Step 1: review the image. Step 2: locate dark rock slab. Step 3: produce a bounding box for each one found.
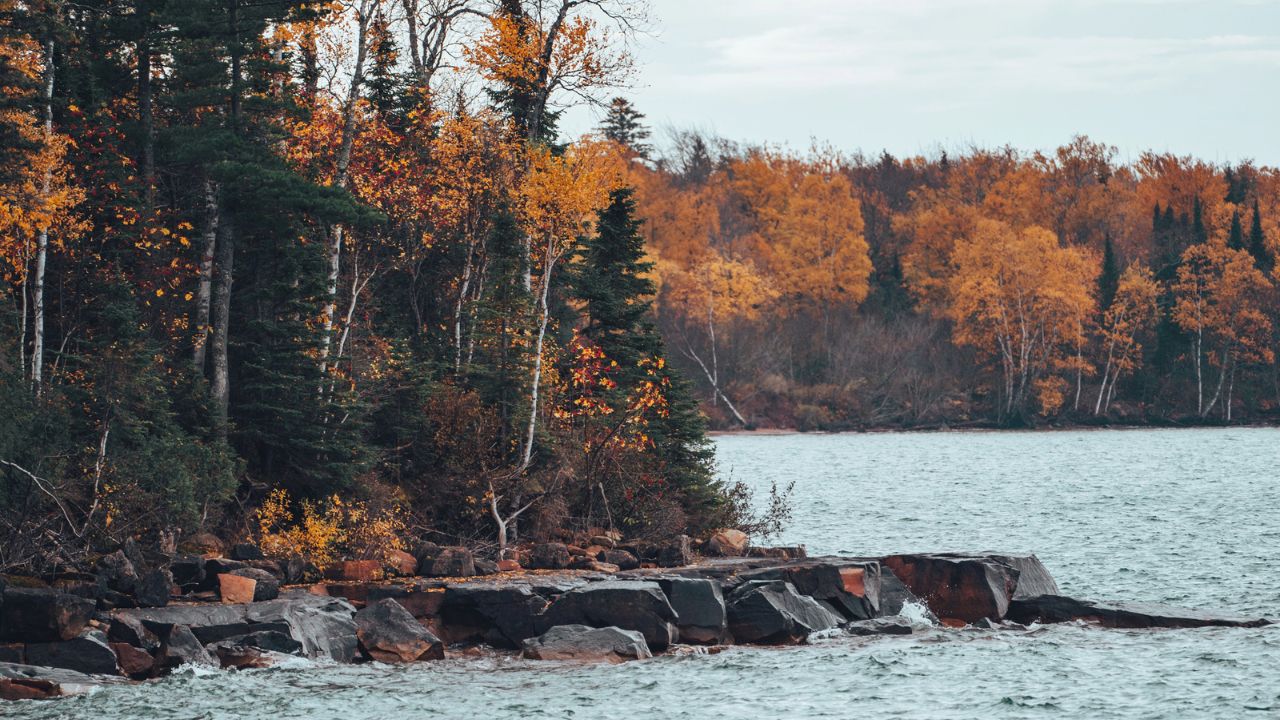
[95,551,139,595]
[25,630,120,676]
[737,559,881,621]
[522,625,651,663]
[169,555,206,591]
[107,615,160,650]
[135,568,173,608]
[0,588,96,643]
[541,580,679,650]
[216,630,303,655]
[726,580,842,645]
[354,599,444,663]
[439,582,552,648]
[156,624,216,668]
[845,617,915,636]
[1006,595,1275,629]
[429,547,475,578]
[115,604,250,645]
[245,594,359,663]
[656,577,727,644]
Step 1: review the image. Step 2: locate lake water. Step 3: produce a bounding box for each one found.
[10,428,1280,719]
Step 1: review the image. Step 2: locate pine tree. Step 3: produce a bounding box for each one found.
[364,10,406,123]
[598,97,651,158]
[1228,209,1245,251]
[1098,233,1120,314]
[1249,200,1272,273]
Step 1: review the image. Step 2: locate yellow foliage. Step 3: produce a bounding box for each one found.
[255,488,406,570]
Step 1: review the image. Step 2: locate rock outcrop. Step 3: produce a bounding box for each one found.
[541,581,679,650]
[879,553,1058,624]
[1006,595,1274,629]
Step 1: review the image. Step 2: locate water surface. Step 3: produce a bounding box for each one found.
[11,428,1280,719]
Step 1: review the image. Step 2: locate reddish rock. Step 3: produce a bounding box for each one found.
[217,573,256,605]
[496,560,521,573]
[183,532,224,555]
[386,550,419,577]
[0,678,57,700]
[327,560,384,583]
[110,642,154,679]
[589,536,617,549]
[880,553,1059,624]
[707,529,749,557]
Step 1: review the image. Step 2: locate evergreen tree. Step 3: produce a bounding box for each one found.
[1249,200,1272,273]
[1228,209,1245,251]
[1192,196,1207,245]
[364,10,407,123]
[1098,233,1120,314]
[598,97,651,158]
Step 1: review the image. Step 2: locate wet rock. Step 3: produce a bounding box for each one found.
[726,580,842,645]
[880,553,1058,624]
[169,555,206,591]
[209,643,278,670]
[109,642,154,679]
[541,581,679,650]
[326,560,384,583]
[845,617,915,636]
[522,625,651,663]
[0,588,96,643]
[219,630,303,655]
[439,583,552,647]
[429,547,476,578]
[656,577,728,644]
[25,630,120,676]
[877,567,933,619]
[386,550,419,577]
[95,551,139,595]
[155,624,216,668]
[1006,595,1274,629]
[528,543,572,570]
[601,550,640,571]
[736,559,881,621]
[218,573,257,605]
[135,568,173,608]
[355,599,445,663]
[245,595,359,662]
[707,529,749,557]
[230,568,280,602]
[230,544,266,561]
[0,662,123,699]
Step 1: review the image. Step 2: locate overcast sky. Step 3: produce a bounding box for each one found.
[559,0,1280,164]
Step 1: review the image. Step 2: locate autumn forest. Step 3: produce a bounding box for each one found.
[2,0,1279,569]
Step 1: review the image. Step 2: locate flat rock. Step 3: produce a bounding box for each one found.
[355,599,444,662]
[726,580,842,645]
[541,580,679,650]
[845,617,916,636]
[439,582,553,648]
[245,594,359,663]
[522,625,651,663]
[0,662,124,699]
[1006,595,1274,629]
[25,630,121,676]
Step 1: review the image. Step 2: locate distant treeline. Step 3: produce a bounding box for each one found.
[634,133,1280,430]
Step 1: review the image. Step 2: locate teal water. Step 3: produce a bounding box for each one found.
[10,428,1280,719]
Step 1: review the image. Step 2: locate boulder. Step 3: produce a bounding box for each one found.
[726,580,842,645]
[280,555,318,585]
[230,568,280,601]
[439,582,553,647]
[218,573,257,604]
[182,532,224,555]
[245,594,359,662]
[169,555,206,591]
[589,536,617,550]
[736,559,881,621]
[657,577,728,644]
[429,547,476,578]
[155,624,217,668]
[527,543,572,570]
[845,617,915,636]
[95,550,140,595]
[601,550,640,571]
[386,550,419,577]
[135,568,173,608]
[230,543,266,561]
[879,553,1059,624]
[0,588,96,643]
[1006,595,1274,629]
[25,630,121,676]
[326,560,384,583]
[209,643,278,670]
[106,615,160,650]
[474,558,499,576]
[707,529,749,557]
[541,581,679,650]
[655,536,693,568]
[354,599,445,663]
[109,642,154,679]
[877,567,933,619]
[522,625,651,663]
[412,541,443,576]
[496,560,521,573]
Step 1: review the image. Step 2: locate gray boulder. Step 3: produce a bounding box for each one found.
[522,625,651,663]
[25,630,121,676]
[656,577,727,644]
[541,580,679,649]
[726,580,842,644]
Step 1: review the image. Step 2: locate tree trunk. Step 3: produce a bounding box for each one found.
[193,180,219,370]
[137,33,155,214]
[31,37,55,396]
[210,211,235,438]
[518,243,555,471]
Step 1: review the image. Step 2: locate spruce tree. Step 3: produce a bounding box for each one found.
[598,97,651,158]
[1249,200,1272,273]
[1228,209,1245,251]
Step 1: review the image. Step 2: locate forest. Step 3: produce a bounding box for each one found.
[1,0,1278,573]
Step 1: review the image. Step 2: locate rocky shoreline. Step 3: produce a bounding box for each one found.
[1,543,1273,701]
